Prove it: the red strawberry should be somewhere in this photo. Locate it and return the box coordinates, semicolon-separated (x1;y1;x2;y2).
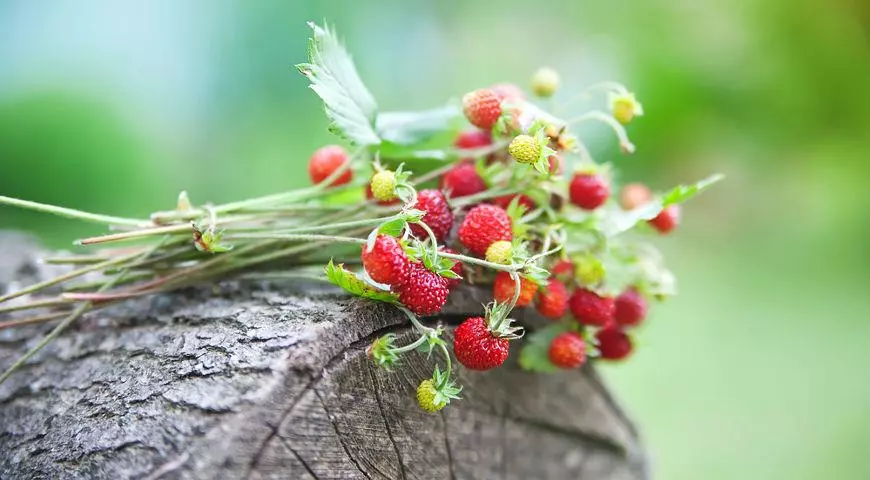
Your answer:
408;189;454;243
551;259;574;278
490;83;525;101
548;332;586;369
492;271;538;307
536;279;568;319
614;288;647;327
453;316;509;370
569;288;615;326
396;262;450;316
569;173;610;210
462;89;502;130
454;130;493;150
440;163;486;198
309;145;352;187
458;204;512;256
620;183;652;210
492;194;536;211
440;247;464;289
596;327;633;361
361;235;409;286
365;183;400;206
648;205;680;234
548;154;563;174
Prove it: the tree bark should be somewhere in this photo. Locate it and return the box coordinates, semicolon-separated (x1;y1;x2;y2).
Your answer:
0;232;648;480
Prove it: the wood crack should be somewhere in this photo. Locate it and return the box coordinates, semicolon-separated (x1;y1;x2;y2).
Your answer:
368;362;408;480
313;387;372;480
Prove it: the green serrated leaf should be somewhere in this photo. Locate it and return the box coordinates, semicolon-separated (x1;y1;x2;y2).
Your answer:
375;106;461;145
378;217;407;237
297;22;380;145
519;323;572;373
325;259;399;303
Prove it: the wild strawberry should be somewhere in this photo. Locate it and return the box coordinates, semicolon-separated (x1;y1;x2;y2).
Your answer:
648;205;680;234
365;183;400;206
440;163;486;198
508;134;540;164
370;170;397;202
485;240;512;265
454;129;493;150
535;279;568;319
361;235;409;286
569;173;610;210
308;145;352;187
440;247;464;289
569;288;615;326
416;379;447;413
395;262;450;316
531;67;560;98
614;288;647;327
551;259;574;278
548;332;586;369
596;327;633;360
548;154;563;174
453;316;508;371
490;82;525;101
458;204;512;256
609;92;643;125
462;89;502;130
408;189;454;243
619;182;652;210
492;271;538;307
492;194;536;211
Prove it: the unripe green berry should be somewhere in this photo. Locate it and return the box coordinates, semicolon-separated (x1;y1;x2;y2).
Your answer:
370;170;397;201
416;379;447;413
508;135;540;164
575;255;605;286
531;67;560;98
485;240;513;265
609;92;644;125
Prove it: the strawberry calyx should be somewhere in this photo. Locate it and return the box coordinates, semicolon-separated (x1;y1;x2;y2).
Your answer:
484;301;524;340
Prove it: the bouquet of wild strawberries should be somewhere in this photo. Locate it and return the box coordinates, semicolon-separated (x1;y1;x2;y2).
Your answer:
0;23;720;413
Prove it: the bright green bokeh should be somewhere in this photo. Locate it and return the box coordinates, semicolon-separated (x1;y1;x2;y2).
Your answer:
1;1;868;478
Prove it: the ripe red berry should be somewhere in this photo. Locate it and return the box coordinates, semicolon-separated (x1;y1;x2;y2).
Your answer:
308;145;352;187
440;247;464;289
395;262;450;316
614;288;647;327
648;205;681;234
569;173;610;210
535;279;569;320
548;154;563;174
462;89;502;130
551;259;574;278
490;82;525;101
492;194;536;212
454;129;493;150
569;288;615;326
408;189;454;243
453;316;509;370
440;163;486;198
365;183;400;206
596;327;633;361
458;204;512;256
548;332;586;369
492;271;538;307
361;235;409;286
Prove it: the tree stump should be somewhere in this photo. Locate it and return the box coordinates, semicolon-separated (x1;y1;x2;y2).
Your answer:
0;233;648;479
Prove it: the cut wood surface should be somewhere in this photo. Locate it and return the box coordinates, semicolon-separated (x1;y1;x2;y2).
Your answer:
0;232;648;479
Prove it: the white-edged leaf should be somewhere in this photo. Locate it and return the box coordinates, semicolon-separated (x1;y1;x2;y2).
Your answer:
375;106;461;145
297;22;380;145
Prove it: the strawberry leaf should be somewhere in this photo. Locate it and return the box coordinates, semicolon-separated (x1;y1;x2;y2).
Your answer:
519;322;572;373
378;217;407;237
375;106;461;146
297;22;380;145
325;259;399;304
662;173;724;206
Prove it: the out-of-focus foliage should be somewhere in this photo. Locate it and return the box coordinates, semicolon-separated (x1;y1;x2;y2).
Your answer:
1;0;868;478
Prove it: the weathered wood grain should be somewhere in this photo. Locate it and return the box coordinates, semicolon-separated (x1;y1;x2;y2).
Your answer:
0;233;647;479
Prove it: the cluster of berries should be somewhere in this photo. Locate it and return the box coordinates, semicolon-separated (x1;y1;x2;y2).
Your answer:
306;66;704;414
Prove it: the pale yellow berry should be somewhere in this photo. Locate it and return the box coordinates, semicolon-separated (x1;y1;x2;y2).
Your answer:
416;379;446;413
485;240;513;265
508;135;540;164
609;92;644;125
370;170;397;201
531;67;560;98
575;255;605;286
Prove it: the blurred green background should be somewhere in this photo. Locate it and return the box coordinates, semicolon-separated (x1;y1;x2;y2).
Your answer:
1;1;868;478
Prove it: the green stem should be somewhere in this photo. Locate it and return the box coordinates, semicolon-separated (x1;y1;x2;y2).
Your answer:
268;215;398;234
399;306;433;334
0;297;72;314
0;238;169;386
0;311;70;330
0;195;147;227
436;342;453;390
390;334;428;355
438;251;520;272
225;233;366;244
565;110;635;153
